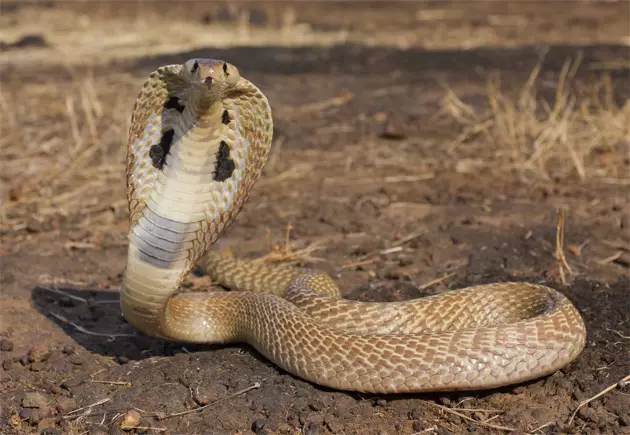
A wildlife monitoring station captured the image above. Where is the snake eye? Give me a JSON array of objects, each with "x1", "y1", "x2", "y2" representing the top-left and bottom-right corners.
[{"x1": 190, "y1": 60, "x2": 199, "y2": 74}]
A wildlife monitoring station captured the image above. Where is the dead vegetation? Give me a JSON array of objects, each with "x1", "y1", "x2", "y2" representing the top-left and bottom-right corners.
[
  {"x1": 0, "y1": 71, "x2": 135, "y2": 235},
  {"x1": 441, "y1": 55, "x2": 630, "y2": 183}
]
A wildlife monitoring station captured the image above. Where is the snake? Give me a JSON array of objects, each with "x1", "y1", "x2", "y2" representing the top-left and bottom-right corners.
[{"x1": 120, "y1": 58, "x2": 586, "y2": 394}]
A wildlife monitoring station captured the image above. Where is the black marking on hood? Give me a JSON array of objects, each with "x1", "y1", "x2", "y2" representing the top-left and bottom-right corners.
[
  {"x1": 149, "y1": 129, "x2": 175, "y2": 170},
  {"x1": 214, "y1": 140, "x2": 235, "y2": 182}
]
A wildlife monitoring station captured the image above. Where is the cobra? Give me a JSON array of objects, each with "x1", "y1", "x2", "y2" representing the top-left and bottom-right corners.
[{"x1": 121, "y1": 58, "x2": 586, "y2": 394}]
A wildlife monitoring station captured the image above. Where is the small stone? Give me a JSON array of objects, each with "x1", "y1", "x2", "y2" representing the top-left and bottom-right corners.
[
  {"x1": 61, "y1": 345, "x2": 75, "y2": 355},
  {"x1": 439, "y1": 397, "x2": 452, "y2": 406},
  {"x1": 120, "y1": 409, "x2": 141, "y2": 430},
  {"x1": 68, "y1": 354, "x2": 84, "y2": 365},
  {"x1": 308, "y1": 400, "x2": 324, "y2": 411},
  {"x1": 28, "y1": 345, "x2": 50, "y2": 363},
  {"x1": 26, "y1": 217, "x2": 43, "y2": 233},
  {"x1": 577, "y1": 406, "x2": 600, "y2": 424},
  {"x1": 20, "y1": 407, "x2": 41, "y2": 425},
  {"x1": 251, "y1": 419, "x2": 267, "y2": 432},
  {"x1": 0, "y1": 338, "x2": 14, "y2": 351},
  {"x1": 56, "y1": 397, "x2": 77, "y2": 414},
  {"x1": 412, "y1": 420, "x2": 425, "y2": 431},
  {"x1": 115, "y1": 356, "x2": 129, "y2": 364},
  {"x1": 30, "y1": 362, "x2": 45, "y2": 372},
  {"x1": 379, "y1": 116, "x2": 407, "y2": 140},
  {"x1": 37, "y1": 417, "x2": 57, "y2": 432},
  {"x1": 60, "y1": 378, "x2": 83, "y2": 390},
  {"x1": 192, "y1": 385, "x2": 215, "y2": 405},
  {"x1": 22, "y1": 392, "x2": 49, "y2": 408},
  {"x1": 467, "y1": 423, "x2": 477, "y2": 432},
  {"x1": 408, "y1": 408, "x2": 421, "y2": 420},
  {"x1": 373, "y1": 398, "x2": 387, "y2": 407},
  {"x1": 2, "y1": 358, "x2": 15, "y2": 370}
]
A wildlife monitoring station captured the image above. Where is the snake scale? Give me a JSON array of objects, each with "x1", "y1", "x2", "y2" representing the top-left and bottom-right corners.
[{"x1": 121, "y1": 59, "x2": 586, "y2": 393}]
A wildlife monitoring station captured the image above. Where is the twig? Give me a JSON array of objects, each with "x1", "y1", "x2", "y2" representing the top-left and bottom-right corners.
[
  {"x1": 40, "y1": 285, "x2": 119, "y2": 304},
  {"x1": 41, "y1": 286, "x2": 88, "y2": 303},
  {"x1": 596, "y1": 251, "x2": 624, "y2": 265},
  {"x1": 418, "y1": 273, "x2": 456, "y2": 290},
  {"x1": 64, "y1": 398, "x2": 111, "y2": 417},
  {"x1": 341, "y1": 257, "x2": 381, "y2": 270},
  {"x1": 606, "y1": 328, "x2": 630, "y2": 339},
  {"x1": 450, "y1": 408, "x2": 504, "y2": 413},
  {"x1": 567, "y1": 374, "x2": 630, "y2": 425},
  {"x1": 50, "y1": 312, "x2": 135, "y2": 340},
  {"x1": 87, "y1": 380, "x2": 132, "y2": 387},
  {"x1": 391, "y1": 231, "x2": 427, "y2": 247},
  {"x1": 162, "y1": 382, "x2": 261, "y2": 419},
  {"x1": 429, "y1": 402, "x2": 514, "y2": 432}
]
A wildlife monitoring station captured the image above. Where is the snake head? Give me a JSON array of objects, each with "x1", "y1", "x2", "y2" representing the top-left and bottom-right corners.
[{"x1": 184, "y1": 58, "x2": 241, "y2": 91}]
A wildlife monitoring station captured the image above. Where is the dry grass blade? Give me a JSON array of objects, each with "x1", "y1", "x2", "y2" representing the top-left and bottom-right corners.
[
  {"x1": 568, "y1": 374, "x2": 630, "y2": 425},
  {"x1": 441, "y1": 57, "x2": 629, "y2": 182},
  {"x1": 555, "y1": 208, "x2": 574, "y2": 284},
  {"x1": 162, "y1": 382, "x2": 261, "y2": 419},
  {"x1": 429, "y1": 402, "x2": 514, "y2": 432}
]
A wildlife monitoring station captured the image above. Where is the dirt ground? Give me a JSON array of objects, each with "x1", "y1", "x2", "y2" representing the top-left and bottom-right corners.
[{"x1": 1, "y1": 1, "x2": 629, "y2": 434}]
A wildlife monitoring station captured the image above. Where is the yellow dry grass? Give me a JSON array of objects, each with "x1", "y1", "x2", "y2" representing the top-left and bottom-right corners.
[{"x1": 440, "y1": 56, "x2": 630, "y2": 183}]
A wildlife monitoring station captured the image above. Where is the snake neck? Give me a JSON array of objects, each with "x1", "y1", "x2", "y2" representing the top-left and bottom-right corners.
[{"x1": 122, "y1": 89, "x2": 234, "y2": 336}]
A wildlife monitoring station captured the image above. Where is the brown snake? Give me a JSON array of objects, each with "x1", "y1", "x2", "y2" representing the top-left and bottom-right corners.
[{"x1": 121, "y1": 58, "x2": 586, "y2": 393}]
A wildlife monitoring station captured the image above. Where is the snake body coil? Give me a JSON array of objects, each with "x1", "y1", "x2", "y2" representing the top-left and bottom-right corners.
[{"x1": 121, "y1": 59, "x2": 586, "y2": 393}]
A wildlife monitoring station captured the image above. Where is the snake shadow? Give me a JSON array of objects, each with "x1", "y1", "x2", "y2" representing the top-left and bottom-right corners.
[{"x1": 30, "y1": 284, "x2": 233, "y2": 362}]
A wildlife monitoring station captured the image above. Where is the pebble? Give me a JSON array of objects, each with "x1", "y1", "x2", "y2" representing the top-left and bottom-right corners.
[
  {"x1": 68, "y1": 354, "x2": 84, "y2": 365},
  {"x1": 412, "y1": 420, "x2": 424, "y2": 432},
  {"x1": 60, "y1": 377, "x2": 83, "y2": 390},
  {"x1": 2, "y1": 358, "x2": 15, "y2": 370},
  {"x1": 408, "y1": 408, "x2": 421, "y2": 420},
  {"x1": 120, "y1": 409, "x2": 141, "y2": 430},
  {"x1": 30, "y1": 362, "x2": 45, "y2": 372},
  {"x1": 56, "y1": 397, "x2": 78, "y2": 414},
  {"x1": 22, "y1": 392, "x2": 49, "y2": 408},
  {"x1": 61, "y1": 345, "x2": 75, "y2": 355},
  {"x1": 308, "y1": 399, "x2": 324, "y2": 411},
  {"x1": 251, "y1": 418, "x2": 267, "y2": 432},
  {"x1": 28, "y1": 345, "x2": 51, "y2": 363},
  {"x1": 19, "y1": 407, "x2": 40, "y2": 425},
  {"x1": 373, "y1": 398, "x2": 387, "y2": 407},
  {"x1": 0, "y1": 338, "x2": 14, "y2": 351},
  {"x1": 577, "y1": 406, "x2": 601, "y2": 424},
  {"x1": 192, "y1": 385, "x2": 214, "y2": 405},
  {"x1": 115, "y1": 356, "x2": 130, "y2": 364}
]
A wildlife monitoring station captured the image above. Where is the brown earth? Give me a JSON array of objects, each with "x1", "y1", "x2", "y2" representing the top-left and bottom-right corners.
[{"x1": 1, "y1": 2, "x2": 629, "y2": 435}]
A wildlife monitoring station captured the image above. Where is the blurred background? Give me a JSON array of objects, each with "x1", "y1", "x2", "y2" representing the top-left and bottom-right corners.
[{"x1": 1, "y1": 2, "x2": 629, "y2": 434}]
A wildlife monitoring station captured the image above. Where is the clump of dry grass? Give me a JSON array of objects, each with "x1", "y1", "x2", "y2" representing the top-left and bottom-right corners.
[
  {"x1": 0, "y1": 70, "x2": 138, "y2": 234},
  {"x1": 441, "y1": 56, "x2": 629, "y2": 183}
]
